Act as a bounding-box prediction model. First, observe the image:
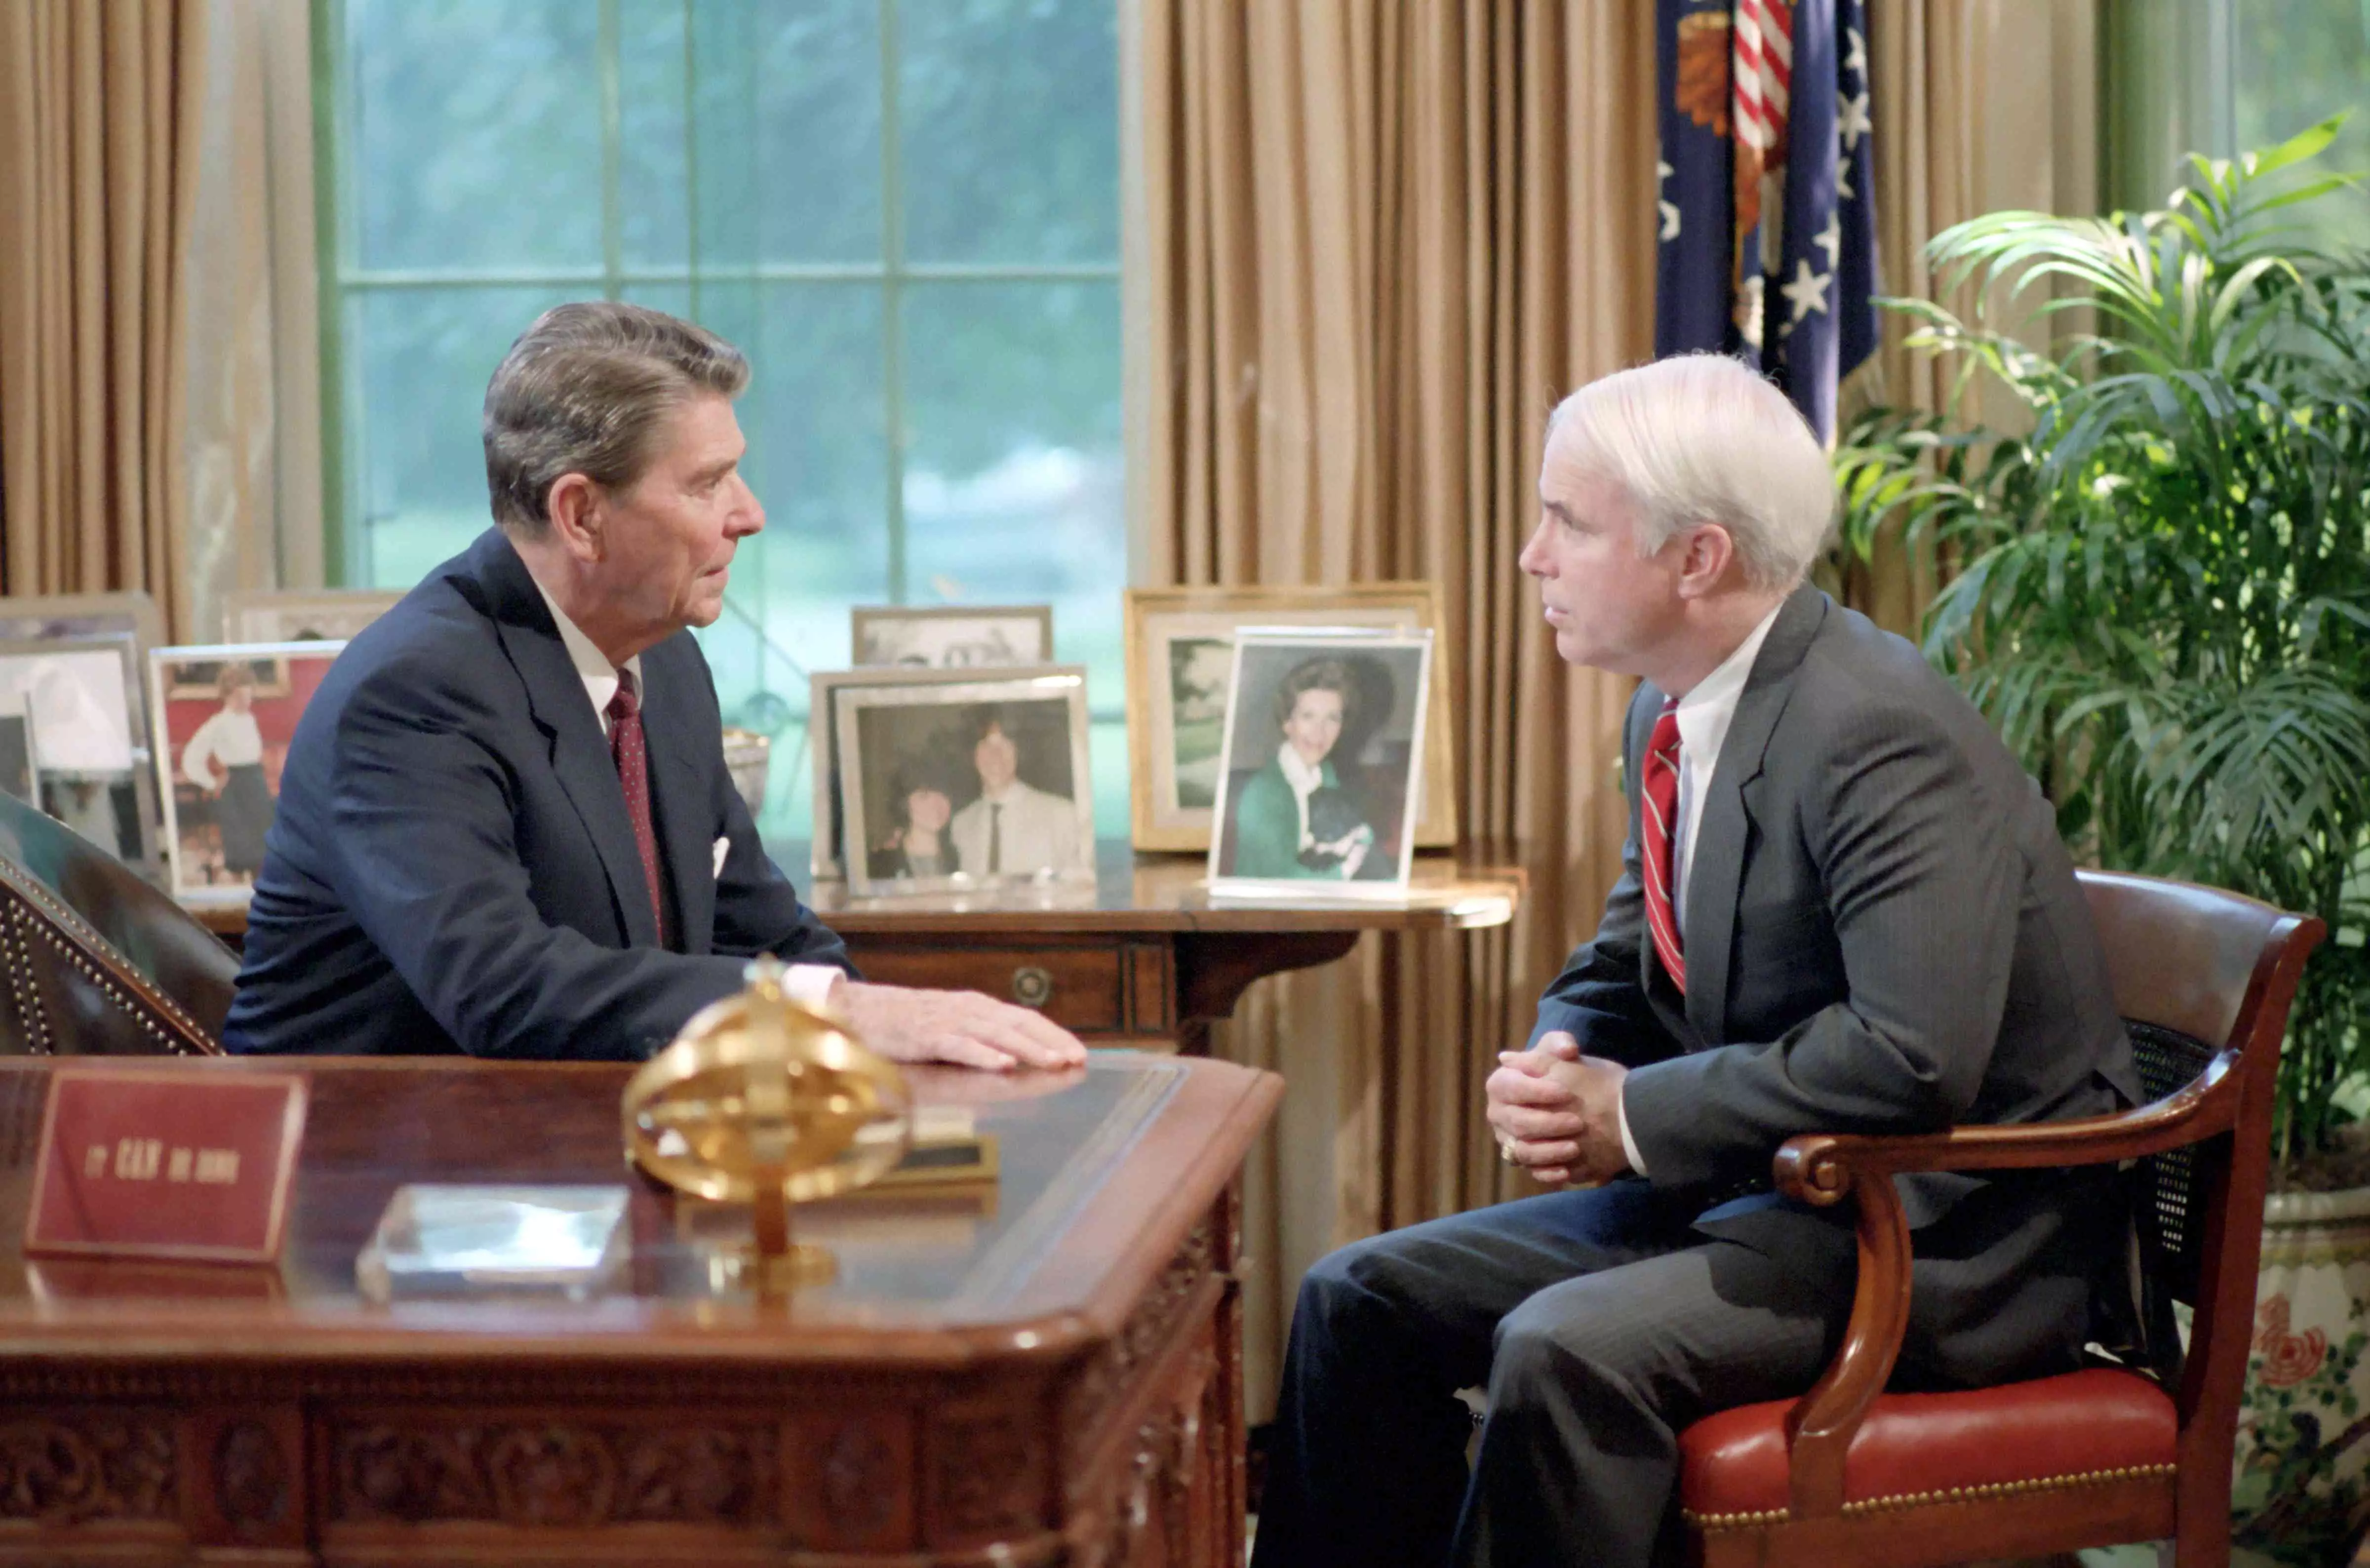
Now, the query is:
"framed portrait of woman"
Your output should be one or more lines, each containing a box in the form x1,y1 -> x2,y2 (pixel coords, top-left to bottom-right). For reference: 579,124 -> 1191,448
1207,629 -> 1434,898
150,641 -> 347,904
1123,584 -> 1458,852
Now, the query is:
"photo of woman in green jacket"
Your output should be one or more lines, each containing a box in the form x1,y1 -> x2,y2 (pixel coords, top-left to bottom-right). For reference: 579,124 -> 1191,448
1227,657 -> 1378,880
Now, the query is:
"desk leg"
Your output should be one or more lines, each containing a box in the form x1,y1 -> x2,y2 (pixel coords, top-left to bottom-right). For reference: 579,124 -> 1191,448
1172,931 -> 1360,1056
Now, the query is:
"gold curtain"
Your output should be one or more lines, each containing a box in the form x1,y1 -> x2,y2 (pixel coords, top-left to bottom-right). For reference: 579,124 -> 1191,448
1134,0 -> 1659,1418
183,0 -> 325,641
0,0 -> 208,631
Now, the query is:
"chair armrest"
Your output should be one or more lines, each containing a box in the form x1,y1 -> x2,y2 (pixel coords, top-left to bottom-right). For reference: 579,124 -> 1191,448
1764,1050 -> 2243,1518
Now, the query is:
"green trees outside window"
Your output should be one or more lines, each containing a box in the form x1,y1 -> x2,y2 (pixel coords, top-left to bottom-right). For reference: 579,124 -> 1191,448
317,0 -> 1124,840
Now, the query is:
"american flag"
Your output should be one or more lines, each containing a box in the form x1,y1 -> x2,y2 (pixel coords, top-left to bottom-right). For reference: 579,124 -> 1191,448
1654,0 -> 1879,442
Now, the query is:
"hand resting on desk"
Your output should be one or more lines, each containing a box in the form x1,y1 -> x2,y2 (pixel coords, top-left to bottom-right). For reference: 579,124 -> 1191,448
841,980 -> 1088,1072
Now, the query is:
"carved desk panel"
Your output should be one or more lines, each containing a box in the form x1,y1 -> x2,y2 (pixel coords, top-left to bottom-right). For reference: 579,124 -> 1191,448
0,1054 -> 1279,1566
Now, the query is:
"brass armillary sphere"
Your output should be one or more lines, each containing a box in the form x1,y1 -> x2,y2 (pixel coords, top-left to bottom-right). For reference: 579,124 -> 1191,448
622,957 -> 911,1283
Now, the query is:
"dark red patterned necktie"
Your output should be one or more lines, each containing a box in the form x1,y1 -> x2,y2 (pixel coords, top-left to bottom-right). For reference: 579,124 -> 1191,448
1639,698 -> 1686,990
606,671 -> 669,948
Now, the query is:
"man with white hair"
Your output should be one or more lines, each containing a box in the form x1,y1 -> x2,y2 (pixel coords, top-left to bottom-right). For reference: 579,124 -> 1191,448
1249,355 -> 2139,1568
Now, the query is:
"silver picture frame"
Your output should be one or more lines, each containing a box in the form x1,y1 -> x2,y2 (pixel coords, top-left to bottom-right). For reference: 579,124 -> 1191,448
0,633 -> 158,874
809,664 -> 1039,882
835,667 -> 1095,898
1206,628 -> 1434,899
849,604 -> 1054,669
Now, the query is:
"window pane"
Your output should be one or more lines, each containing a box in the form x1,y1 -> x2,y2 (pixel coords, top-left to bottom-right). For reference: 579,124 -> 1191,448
353,286 -> 581,587
347,0 -> 603,272
2234,0 -> 2370,248
687,280 -> 891,836
691,0 -> 883,267
900,279 -> 1125,825
899,0 -> 1119,264
619,0 -> 692,271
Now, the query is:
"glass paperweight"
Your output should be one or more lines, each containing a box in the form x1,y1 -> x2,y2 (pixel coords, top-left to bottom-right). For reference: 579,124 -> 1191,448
356,1184 -> 631,1303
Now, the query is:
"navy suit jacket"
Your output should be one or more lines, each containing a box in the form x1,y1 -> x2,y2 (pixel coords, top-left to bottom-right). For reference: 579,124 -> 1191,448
1533,585 -> 2141,1385
223,528 -> 851,1060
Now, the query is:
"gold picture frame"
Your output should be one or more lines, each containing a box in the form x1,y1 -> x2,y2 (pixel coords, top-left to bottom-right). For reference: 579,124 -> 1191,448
1123,584 -> 1459,851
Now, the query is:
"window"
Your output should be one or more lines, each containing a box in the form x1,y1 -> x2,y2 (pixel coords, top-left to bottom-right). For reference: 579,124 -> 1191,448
2229,0 -> 2370,250
316,0 -> 1125,841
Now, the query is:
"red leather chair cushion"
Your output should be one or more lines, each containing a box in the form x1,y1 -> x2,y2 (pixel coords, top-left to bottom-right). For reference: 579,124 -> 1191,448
1678,1367 -> 2177,1521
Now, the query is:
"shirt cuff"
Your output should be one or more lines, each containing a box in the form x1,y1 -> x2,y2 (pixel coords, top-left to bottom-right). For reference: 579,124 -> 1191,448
1616,1081 -> 1647,1176
782,963 -> 850,1019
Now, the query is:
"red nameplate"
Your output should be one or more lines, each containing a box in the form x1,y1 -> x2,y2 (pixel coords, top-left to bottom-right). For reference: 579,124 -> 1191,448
25,1068 -> 307,1264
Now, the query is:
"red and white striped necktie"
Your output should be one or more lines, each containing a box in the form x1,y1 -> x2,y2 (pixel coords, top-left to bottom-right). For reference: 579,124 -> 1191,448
1639,698 -> 1686,991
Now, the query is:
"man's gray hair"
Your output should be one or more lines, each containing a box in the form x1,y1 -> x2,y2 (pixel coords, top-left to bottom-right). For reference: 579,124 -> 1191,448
482,301 -> 750,534
1546,354 -> 1835,591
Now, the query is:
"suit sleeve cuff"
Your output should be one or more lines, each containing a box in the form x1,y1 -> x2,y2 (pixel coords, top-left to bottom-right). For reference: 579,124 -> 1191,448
1617,1081 -> 1647,1176
783,963 -> 850,1019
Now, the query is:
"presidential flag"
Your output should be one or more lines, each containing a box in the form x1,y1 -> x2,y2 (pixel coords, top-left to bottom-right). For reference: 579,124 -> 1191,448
1654,0 -> 1879,442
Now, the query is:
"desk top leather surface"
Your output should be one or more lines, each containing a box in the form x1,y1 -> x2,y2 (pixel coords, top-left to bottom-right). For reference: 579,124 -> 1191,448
0,1053 -> 1279,1370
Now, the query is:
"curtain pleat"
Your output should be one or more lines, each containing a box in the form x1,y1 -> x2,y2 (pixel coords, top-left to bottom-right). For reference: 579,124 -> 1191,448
1137,0 -> 1656,1420
0,0 -> 206,631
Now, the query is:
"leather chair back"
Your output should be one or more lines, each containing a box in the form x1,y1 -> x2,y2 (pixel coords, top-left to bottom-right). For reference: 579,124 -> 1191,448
0,791 -> 234,1055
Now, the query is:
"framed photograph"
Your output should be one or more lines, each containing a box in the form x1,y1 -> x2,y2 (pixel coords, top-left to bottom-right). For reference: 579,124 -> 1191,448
0,634 -> 157,870
0,590 -> 166,671
836,667 -> 1095,896
850,605 -> 1053,669
221,588 -> 402,645
151,641 -> 347,903
1207,629 -> 1434,898
810,665 -> 1030,881
1124,584 -> 1459,852
0,710 -> 36,805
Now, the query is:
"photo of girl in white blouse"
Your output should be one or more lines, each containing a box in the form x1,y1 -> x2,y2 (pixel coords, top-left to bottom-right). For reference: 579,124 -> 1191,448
180,662 -> 270,880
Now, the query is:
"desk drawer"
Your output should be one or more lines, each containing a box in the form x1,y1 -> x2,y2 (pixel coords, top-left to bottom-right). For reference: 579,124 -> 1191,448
844,937 -> 1171,1037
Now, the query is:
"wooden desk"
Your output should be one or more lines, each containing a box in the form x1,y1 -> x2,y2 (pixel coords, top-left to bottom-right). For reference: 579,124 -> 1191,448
191,843 -> 1524,1054
0,1053 -> 1280,1567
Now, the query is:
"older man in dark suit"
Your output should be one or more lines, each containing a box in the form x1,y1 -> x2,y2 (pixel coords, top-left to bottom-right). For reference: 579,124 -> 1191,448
225,302 -> 1082,1071
1248,354 -> 2140,1568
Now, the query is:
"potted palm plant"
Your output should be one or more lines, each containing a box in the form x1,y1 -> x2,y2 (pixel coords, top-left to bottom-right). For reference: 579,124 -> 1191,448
1834,118 -> 2370,1565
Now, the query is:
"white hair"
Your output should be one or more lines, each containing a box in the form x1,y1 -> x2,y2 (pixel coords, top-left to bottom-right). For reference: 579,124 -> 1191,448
1545,354 -> 1836,591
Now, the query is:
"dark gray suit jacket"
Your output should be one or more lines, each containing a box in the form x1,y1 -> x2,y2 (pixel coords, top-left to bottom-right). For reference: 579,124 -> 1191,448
1533,585 -> 2140,1385
223,528 -> 852,1061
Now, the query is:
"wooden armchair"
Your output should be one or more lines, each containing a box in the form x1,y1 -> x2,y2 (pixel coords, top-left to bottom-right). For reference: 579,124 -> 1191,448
0,789 -> 234,1055
1676,869 -> 2324,1568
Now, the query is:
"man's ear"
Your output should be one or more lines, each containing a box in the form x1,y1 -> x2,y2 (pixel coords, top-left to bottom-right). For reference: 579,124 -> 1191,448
545,473 -> 605,563
1674,523 -> 1737,597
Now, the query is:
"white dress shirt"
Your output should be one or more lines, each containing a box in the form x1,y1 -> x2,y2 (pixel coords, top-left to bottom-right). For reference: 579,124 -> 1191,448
533,581 -> 843,1016
949,779 -> 1082,876
1616,600 -> 1785,1174
1276,742 -> 1327,848
181,708 -> 264,787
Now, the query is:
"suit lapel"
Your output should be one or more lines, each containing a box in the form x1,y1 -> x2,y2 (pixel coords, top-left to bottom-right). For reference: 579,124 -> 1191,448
1682,585 -> 1828,1045
641,639 -> 718,957
477,531 -> 662,949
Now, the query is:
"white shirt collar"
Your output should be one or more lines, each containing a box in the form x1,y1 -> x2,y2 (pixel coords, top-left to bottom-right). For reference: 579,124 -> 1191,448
531,578 -> 642,730
1276,743 -> 1326,797
1671,600 -> 1785,765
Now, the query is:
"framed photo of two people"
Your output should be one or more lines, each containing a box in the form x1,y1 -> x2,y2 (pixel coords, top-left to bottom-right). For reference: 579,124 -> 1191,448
1208,628 -> 1434,896
831,667 -> 1096,897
